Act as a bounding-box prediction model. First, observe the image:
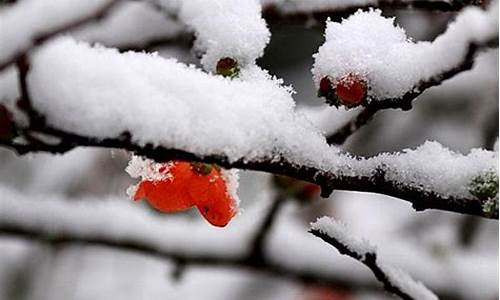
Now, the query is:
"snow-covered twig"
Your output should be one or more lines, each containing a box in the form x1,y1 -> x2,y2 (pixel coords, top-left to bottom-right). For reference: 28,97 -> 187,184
3,50 -> 496,219
316,4 -> 498,144
0,189 -> 383,295
0,0 -> 121,72
310,217 -> 439,300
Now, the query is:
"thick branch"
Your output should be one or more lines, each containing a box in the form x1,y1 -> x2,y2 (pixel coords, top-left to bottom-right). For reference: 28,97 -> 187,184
5,124 -> 496,219
4,41 -> 497,220
263,0 -> 482,25
0,223 -> 377,294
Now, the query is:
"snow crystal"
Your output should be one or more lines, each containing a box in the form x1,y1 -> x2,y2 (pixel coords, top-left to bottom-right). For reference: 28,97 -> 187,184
365,141 -> 499,199
310,216 -> 376,256
312,3 -> 499,100
177,0 -> 270,72
0,0 -> 116,68
125,155 -> 173,181
221,168 -> 241,206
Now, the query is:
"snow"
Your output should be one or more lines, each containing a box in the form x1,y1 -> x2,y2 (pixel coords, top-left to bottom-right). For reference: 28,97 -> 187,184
21,38 -> 497,201
310,216 -> 438,300
381,265 -> 439,300
125,155 -> 173,182
310,216 -> 376,256
0,0 -> 116,68
177,0 -> 270,72
28,37 -> 339,168
312,2 -> 499,101
364,141 -> 498,199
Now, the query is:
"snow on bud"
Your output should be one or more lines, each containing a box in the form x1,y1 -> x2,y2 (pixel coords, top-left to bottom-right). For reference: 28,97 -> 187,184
469,170 -> 498,217
216,57 -> 239,78
470,170 -> 498,200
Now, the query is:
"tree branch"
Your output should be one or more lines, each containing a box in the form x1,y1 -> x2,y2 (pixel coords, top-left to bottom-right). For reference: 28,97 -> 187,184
262,0 -> 482,25
245,192 -> 287,263
325,38 -> 498,145
0,0 -> 120,72
326,107 -> 379,145
0,222 -> 377,295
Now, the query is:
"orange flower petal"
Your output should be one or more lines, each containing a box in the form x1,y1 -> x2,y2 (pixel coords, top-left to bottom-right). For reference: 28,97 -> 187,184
189,168 -> 237,227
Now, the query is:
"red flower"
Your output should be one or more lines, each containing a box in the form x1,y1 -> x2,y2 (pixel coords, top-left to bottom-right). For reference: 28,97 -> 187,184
335,73 -> 366,107
131,161 -> 238,227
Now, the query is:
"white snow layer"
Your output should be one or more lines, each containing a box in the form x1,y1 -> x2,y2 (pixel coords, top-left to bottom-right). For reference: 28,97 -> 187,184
312,2 -> 499,100
28,37 -> 337,168
179,0 -> 270,72
310,216 -> 438,300
0,0 -> 116,67
153,0 -> 270,72
24,38 -> 498,200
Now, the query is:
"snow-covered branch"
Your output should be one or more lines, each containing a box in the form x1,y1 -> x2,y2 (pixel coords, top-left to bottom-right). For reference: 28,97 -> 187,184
0,43 -> 496,219
314,3 -> 498,144
0,187 -> 492,299
310,217 -> 439,300
0,0 -> 120,72
0,187 -> 383,295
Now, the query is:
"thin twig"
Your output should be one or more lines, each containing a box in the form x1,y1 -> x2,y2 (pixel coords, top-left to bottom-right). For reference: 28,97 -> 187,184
0,0 -> 121,72
263,0 -> 482,25
310,228 -> 436,300
326,108 -> 379,145
245,193 -> 286,263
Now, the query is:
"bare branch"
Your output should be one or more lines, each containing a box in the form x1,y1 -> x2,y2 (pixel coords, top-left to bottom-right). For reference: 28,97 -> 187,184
0,0 -> 120,72
0,222 -> 377,295
326,108 -> 378,145
246,192 -> 287,263
263,0 -> 482,25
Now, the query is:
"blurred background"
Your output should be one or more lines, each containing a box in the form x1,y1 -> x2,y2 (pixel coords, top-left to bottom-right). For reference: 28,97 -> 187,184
0,2 -> 498,300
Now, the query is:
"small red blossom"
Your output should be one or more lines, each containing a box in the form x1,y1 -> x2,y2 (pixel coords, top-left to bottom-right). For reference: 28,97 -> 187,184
132,161 -> 238,227
335,73 -> 366,107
